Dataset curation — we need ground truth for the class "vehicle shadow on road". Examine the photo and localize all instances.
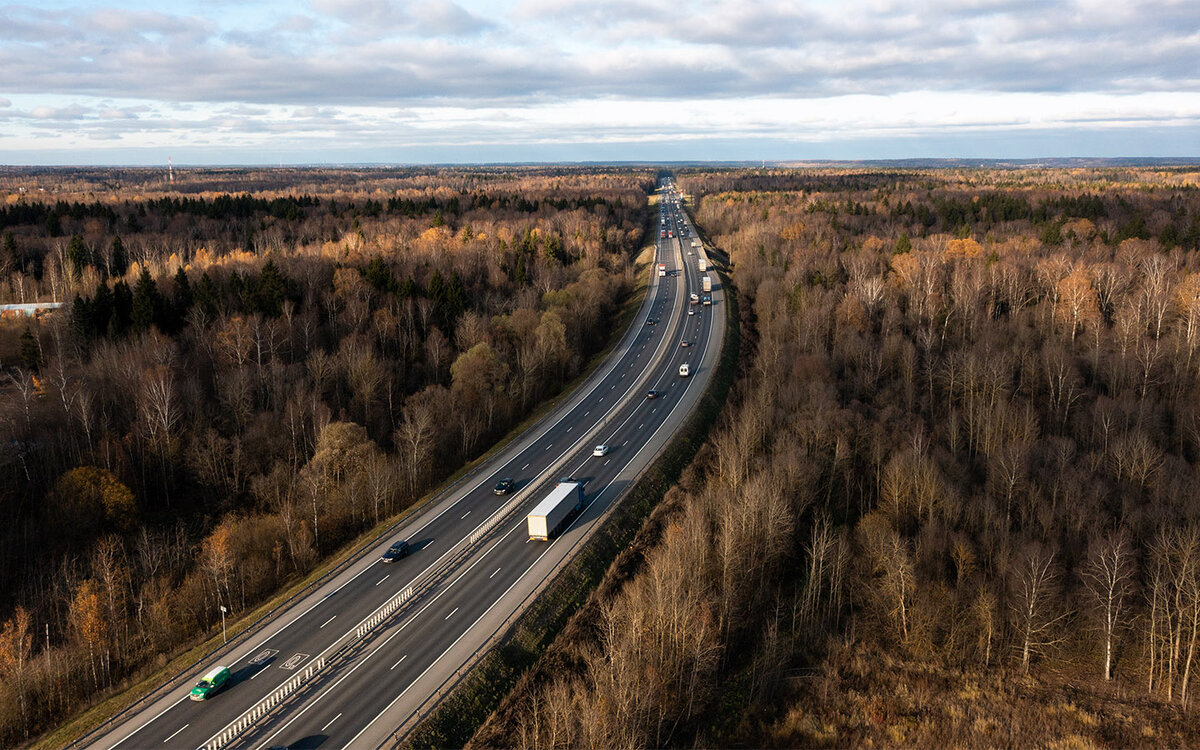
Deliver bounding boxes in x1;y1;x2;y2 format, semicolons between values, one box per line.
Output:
233;656;275;685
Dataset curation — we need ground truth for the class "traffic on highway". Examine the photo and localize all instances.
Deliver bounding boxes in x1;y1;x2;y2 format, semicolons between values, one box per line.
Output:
88;178;724;750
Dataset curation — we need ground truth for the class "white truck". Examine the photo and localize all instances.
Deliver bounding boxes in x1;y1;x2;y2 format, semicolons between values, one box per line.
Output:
698;257;707;272
658;263;667;277
702;275;712;293
527;481;584;541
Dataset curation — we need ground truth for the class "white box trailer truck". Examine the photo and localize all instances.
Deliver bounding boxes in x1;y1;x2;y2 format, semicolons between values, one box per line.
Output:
702;275;712;293
527;481;584;541
698;257;707;272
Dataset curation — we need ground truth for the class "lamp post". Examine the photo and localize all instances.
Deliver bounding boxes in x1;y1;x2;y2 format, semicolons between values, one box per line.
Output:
219;605;228;644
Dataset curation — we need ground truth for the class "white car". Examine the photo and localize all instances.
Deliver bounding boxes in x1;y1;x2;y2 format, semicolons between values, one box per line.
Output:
679;363;690;377
593;445;609;457
688;309;695;316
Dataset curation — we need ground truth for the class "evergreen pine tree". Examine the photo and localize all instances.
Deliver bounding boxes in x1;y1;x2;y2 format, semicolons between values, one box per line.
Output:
110;235;128;277
172;267;193;330
131;268;163;333
1;232;17;274
194;272;218;317
93;282;114;336
19;327;41;371
67;234;89;276
253;259;288;316
70;294;94;338
111;280;133;336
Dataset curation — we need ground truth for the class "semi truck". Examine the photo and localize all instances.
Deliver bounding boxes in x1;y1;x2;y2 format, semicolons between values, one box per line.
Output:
527;481;585;541
701;275;712;293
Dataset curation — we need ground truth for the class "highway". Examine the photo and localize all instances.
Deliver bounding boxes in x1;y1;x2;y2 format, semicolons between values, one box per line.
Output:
84;179;726;750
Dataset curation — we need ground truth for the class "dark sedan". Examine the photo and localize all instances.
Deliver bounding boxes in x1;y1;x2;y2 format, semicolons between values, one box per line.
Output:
380;540;410;563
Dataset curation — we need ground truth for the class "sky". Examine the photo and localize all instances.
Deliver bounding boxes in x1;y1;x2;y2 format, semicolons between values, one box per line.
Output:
0;0;1198;165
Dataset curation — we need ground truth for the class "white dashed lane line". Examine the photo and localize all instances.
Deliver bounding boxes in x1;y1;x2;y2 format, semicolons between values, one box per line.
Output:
163;725;188;744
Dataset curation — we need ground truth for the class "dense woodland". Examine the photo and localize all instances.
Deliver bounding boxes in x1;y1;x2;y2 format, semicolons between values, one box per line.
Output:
481;166;1200;748
0;167;653;744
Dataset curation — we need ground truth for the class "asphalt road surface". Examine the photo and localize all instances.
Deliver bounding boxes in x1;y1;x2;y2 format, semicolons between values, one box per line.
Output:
85;180;726;750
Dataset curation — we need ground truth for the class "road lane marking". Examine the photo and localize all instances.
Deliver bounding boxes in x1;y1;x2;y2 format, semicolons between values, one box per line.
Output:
321;713;341;731
343;526;559;749
162;724;188;744
462;511;471;519
521;463;529;470
490;567;501;579
391;655;408;670
281;653;311;670
244;238;694;750
375;575;389;586
583;411;590;417
604;459;610;466
320;616;336;629
545;444;552;450
445;607;459;621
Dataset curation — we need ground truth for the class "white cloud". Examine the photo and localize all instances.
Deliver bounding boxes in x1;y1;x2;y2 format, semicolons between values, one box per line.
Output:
0;0;1197;161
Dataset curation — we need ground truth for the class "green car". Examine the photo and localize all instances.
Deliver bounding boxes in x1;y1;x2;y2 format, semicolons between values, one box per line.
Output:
190;665;231;700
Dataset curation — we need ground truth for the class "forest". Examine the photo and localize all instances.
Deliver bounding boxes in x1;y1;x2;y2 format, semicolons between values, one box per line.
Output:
0;166;654;744
473;165;1200;748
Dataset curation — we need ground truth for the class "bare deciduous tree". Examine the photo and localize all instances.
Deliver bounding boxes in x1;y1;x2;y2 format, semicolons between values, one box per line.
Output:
1009;545;1068;672
1081;530;1136;681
